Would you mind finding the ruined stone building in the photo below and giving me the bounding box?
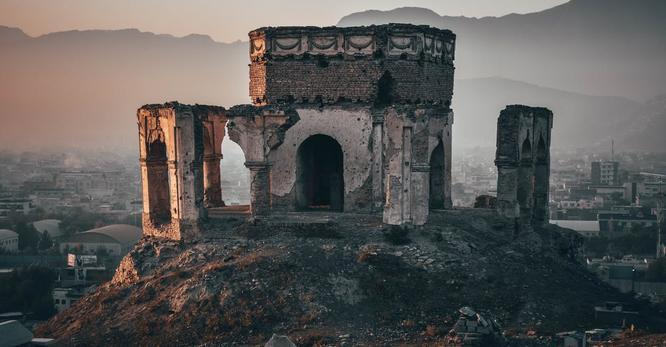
[137,24,457,239]
[494,105,553,228]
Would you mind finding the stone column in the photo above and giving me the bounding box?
[245,161,271,216]
[411,164,430,225]
[166,109,205,236]
[532,160,549,225]
[443,119,453,209]
[203,154,224,207]
[496,164,519,219]
[517,161,534,227]
[371,112,384,212]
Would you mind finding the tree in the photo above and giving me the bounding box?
[38,230,53,250]
[16,221,39,251]
[0,265,56,319]
[646,257,666,282]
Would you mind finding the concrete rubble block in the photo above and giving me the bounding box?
[265,334,296,347]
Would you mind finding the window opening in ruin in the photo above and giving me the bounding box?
[429,139,445,209]
[518,137,533,207]
[376,71,395,106]
[146,136,171,224]
[221,135,250,207]
[536,136,547,162]
[521,137,532,161]
[295,134,344,211]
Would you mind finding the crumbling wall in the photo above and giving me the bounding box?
[267,106,374,212]
[383,105,453,225]
[494,105,553,228]
[137,102,226,239]
[137,24,457,230]
[249,24,455,106]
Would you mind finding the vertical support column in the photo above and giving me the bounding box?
[533,160,549,225]
[496,164,520,218]
[443,118,453,209]
[166,107,205,238]
[203,154,224,207]
[402,126,413,223]
[246,161,271,217]
[202,114,226,208]
[517,161,534,227]
[411,164,430,225]
[371,112,384,212]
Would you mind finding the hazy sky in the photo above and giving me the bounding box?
[0,0,568,42]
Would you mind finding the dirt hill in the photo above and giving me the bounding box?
[36,210,664,346]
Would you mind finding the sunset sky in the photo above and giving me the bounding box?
[0,0,567,42]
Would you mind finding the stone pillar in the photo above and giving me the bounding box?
[203,154,224,207]
[443,119,453,209]
[517,161,534,227]
[163,108,205,238]
[402,126,413,223]
[246,161,271,216]
[533,160,549,225]
[411,164,430,225]
[496,164,519,218]
[383,126,412,225]
[371,112,384,212]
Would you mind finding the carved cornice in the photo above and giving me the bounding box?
[249,24,455,64]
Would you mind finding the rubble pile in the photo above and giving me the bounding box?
[447,307,505,346]
[36,209,664,346]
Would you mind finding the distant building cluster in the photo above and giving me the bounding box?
[0,151,141,220]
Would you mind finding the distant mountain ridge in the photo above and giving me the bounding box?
[0,0,664,152]
[338,0,666,100]
[0,25,30,44]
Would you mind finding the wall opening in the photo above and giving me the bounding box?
[517,137,534,211]
[521,137,532,161]
[146,136,171,224]
[295,134,344,211]
[375,71,395,106]
[429,139,445,209]
[221,135,250,206]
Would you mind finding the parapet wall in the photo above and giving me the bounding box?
[248,24,456,106]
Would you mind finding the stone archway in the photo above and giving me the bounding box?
[429,139,445,209]
[295,134,344,211]
[145,135,171,224]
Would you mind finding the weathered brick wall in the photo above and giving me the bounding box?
[248,24,456,106]
[253,59,454,105]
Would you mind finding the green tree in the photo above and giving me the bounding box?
[0,265,56,319]
[16,221,39,251]
[646,257,666,282]
[38,230,53,250]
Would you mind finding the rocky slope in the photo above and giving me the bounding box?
[37,210,664,346]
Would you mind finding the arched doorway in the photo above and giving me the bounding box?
[429,139,445,209]
[295,134,344,211]
[146,135,171,223]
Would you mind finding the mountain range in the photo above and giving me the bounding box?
[339,0,666,100]
[0,0,664,153]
